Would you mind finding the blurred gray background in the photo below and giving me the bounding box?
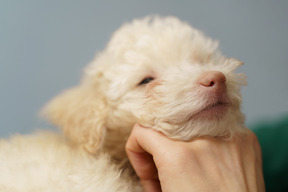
[1,0,287,137]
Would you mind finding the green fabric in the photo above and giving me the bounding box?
[252,114,288,192]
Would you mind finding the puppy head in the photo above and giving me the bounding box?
[43,16,246,154]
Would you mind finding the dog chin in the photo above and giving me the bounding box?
[157,106,236,141]
[189,102,230,121]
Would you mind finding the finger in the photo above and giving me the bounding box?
[141,180,162,192]
[126,147,158,180]
[126,124,161,191]
[126,123,170,155]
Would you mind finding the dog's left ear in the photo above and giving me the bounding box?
[41,84,108,154]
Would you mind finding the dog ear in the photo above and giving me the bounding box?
[42,84,108,154]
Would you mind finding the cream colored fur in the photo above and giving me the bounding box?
[0,132,139,192]
[0,16,246,191]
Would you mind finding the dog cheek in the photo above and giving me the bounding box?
[125,98,158,127]
[106,102,137,130]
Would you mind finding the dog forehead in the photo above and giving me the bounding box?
[109,16,203,44]
[106,16,219,63]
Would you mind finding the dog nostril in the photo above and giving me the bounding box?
[208,81,215,87]
[198,71,226,87]
[200,80,215,87]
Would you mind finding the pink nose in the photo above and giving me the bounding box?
[197,71,226,88]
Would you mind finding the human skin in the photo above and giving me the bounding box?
[126,124,265,192]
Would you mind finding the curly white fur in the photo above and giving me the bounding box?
[0,16,246,191]
[0,132,139,192]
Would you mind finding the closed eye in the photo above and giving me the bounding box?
[138,77,154,85]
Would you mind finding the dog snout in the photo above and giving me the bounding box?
[197,71,226,92]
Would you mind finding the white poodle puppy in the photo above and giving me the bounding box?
[0,16,246,191]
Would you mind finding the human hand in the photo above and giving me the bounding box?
[126,124,265,192]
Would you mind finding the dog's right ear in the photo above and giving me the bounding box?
[41,84,108,154]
